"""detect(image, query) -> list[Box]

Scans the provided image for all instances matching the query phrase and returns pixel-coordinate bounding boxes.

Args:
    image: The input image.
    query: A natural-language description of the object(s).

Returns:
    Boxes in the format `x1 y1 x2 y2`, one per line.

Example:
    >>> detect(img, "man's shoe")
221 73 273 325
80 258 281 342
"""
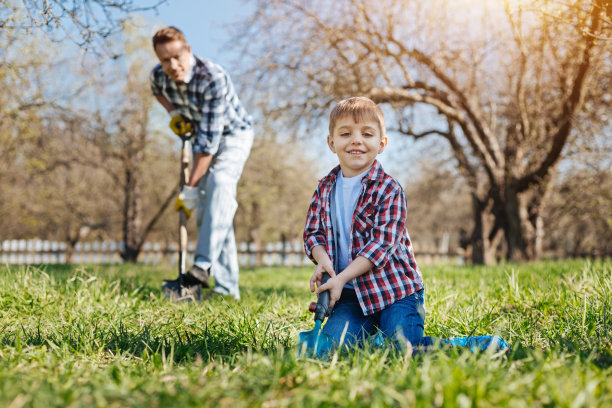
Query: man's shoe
162 278 202 303
184 265 210 288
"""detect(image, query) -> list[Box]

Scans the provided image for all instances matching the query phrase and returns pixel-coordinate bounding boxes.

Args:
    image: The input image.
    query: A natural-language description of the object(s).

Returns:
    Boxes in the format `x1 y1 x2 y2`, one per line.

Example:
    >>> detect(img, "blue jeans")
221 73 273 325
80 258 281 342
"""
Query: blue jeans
321 288 426 349
194 128 253 299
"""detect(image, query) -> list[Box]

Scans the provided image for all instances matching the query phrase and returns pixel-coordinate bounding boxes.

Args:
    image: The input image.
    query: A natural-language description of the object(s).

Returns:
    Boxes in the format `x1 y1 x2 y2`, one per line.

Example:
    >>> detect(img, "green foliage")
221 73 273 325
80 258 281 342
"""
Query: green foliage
0 260 610 407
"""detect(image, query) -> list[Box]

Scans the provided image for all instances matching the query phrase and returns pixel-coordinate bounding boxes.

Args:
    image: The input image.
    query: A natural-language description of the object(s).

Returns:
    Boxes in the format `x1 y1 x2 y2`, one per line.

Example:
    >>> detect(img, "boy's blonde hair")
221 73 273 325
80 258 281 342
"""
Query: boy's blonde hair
152 26 187 50
328 97 385 137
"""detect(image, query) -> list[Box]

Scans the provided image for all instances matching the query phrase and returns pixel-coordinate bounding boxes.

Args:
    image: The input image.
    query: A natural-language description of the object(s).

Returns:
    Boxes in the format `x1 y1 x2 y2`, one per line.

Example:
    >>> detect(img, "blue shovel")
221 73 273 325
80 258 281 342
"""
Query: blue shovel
298 272 335 356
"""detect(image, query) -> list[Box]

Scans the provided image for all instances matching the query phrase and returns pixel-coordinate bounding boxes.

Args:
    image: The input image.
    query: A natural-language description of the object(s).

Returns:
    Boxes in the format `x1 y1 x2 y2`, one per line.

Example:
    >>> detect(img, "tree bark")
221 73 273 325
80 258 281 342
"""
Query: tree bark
471 193 500 265
121 160 143 262
503 186 529 261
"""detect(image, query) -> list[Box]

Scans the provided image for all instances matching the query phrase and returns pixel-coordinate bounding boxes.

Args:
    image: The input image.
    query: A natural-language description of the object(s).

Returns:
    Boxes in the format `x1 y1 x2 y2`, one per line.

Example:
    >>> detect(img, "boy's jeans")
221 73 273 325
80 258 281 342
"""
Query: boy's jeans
194 128 253 299
321 288 426 348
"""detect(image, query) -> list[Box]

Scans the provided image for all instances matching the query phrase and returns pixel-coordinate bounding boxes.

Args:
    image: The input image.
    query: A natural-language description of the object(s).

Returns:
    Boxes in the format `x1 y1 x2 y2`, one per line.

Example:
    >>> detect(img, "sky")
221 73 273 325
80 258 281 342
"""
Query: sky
139 0 255 67
137 0 418 178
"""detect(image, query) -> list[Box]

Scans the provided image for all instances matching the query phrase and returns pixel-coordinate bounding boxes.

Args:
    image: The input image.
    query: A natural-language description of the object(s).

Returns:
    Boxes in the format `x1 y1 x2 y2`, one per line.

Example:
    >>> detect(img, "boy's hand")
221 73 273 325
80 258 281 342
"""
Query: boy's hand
309 260 335 293
316 275 345 309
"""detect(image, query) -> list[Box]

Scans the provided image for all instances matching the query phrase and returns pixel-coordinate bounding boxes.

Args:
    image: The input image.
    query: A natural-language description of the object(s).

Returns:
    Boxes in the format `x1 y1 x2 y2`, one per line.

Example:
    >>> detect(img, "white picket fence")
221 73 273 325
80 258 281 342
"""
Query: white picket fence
1 239 457 267
0 239 312 267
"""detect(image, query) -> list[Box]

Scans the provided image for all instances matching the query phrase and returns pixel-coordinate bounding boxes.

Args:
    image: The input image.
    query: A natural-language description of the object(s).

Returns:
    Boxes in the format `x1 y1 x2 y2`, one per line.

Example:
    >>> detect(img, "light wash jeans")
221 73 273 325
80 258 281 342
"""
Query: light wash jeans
194 128 253 299
321 288 427 349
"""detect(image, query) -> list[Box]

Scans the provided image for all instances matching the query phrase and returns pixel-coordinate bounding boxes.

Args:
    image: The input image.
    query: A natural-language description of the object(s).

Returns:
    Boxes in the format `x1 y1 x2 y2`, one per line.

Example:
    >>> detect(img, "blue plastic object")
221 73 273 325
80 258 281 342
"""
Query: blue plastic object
297 320 335 357
440 335 509 352
298 273 335 357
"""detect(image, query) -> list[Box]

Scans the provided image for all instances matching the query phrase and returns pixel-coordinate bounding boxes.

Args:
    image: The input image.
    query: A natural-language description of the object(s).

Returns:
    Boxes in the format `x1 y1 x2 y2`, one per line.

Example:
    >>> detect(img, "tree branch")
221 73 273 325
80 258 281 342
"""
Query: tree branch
516 0 604 192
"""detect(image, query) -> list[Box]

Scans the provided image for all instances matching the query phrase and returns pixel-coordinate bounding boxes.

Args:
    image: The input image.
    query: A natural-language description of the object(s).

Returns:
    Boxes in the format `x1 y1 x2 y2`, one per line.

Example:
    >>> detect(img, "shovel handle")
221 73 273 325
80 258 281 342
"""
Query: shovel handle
313 272 331 322
177 137 191 285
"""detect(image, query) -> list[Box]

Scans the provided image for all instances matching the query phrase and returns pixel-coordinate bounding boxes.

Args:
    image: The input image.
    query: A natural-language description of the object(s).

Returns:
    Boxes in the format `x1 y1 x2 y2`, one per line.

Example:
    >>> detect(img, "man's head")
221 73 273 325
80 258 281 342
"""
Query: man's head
327 97 388 177
152 26 192 83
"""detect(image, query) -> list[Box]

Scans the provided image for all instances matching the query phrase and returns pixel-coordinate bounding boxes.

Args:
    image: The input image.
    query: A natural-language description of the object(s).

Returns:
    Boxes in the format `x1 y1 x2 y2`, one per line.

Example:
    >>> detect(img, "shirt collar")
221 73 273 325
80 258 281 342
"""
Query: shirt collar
325 160 383 184
183 54 196 83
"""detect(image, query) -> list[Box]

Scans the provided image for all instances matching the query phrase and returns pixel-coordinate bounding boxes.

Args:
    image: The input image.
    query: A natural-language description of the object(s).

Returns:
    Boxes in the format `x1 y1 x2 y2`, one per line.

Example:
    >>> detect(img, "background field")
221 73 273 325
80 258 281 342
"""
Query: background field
1 260 610 407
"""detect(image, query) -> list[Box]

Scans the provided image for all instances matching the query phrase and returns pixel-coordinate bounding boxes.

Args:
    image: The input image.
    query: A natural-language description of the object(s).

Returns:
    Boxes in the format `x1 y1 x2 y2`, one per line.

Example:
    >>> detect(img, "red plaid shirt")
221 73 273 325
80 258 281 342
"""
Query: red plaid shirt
304 160 424 316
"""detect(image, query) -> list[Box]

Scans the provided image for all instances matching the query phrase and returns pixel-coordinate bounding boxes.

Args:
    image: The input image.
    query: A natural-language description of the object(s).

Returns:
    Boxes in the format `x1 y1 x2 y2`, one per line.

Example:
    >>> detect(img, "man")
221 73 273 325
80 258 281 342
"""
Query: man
150 26 253 300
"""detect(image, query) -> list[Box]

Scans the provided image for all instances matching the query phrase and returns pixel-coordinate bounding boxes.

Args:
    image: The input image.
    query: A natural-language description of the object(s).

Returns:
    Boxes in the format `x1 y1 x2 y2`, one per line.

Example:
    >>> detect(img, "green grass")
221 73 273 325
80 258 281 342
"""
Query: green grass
1 260 610 407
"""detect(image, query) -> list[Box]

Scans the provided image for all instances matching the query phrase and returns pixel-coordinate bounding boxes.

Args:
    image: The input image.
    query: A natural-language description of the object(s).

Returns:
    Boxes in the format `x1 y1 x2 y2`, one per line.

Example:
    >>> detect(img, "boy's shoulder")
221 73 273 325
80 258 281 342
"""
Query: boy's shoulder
317 165 342 187
317 161 403 192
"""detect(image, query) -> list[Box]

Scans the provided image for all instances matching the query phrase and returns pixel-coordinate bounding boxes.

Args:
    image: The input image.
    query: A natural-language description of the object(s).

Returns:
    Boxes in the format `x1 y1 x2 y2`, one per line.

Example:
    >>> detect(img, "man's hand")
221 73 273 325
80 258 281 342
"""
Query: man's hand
174 185 199 219
169 111 194 136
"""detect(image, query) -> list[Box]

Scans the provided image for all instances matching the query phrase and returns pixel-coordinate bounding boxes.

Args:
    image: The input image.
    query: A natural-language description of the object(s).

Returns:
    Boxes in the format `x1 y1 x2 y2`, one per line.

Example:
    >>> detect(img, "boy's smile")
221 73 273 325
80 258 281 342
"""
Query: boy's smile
328 115 388 177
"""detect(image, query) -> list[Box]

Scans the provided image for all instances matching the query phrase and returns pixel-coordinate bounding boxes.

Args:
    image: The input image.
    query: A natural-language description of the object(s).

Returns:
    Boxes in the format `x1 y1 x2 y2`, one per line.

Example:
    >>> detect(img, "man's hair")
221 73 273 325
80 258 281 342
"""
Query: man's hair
152 26 187 50
328 97 385 137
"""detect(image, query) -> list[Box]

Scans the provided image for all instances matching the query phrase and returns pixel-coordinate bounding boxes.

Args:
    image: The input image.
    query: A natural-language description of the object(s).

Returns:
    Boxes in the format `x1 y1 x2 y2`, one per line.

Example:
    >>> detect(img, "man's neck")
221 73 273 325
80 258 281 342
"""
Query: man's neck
182 54 196 83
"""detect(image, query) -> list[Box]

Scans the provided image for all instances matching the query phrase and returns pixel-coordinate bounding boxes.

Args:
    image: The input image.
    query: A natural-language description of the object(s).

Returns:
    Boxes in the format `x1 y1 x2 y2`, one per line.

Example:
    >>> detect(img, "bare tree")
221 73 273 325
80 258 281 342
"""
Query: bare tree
402 158 472 257
233 0 612 263
77 25 179 262
1 0 165 52
235 134 318 249
544 133 612 258
0 25 62 240
4 22 180 262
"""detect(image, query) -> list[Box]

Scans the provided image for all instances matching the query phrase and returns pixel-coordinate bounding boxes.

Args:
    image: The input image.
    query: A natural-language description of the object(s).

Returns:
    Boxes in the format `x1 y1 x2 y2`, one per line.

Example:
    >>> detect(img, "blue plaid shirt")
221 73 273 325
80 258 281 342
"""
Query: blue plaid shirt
150 56 252 155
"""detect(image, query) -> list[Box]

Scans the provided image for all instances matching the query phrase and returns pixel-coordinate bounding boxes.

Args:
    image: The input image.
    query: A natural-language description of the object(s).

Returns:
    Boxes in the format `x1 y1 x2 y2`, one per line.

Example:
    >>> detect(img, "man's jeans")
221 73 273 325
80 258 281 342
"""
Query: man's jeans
321 288 426 349
194 128 253 299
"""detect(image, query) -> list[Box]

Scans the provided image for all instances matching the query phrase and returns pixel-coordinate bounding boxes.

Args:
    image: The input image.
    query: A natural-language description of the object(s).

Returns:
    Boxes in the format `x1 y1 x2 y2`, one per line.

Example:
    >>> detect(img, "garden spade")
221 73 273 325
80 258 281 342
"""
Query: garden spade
162 123 201 302
298 272 335 356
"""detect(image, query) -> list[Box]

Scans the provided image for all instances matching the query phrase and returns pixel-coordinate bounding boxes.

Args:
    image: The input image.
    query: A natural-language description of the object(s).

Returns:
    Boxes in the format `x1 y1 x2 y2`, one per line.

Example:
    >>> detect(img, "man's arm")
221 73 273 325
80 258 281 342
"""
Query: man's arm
187 153 212 187
155 94 175 113
154 94 210 187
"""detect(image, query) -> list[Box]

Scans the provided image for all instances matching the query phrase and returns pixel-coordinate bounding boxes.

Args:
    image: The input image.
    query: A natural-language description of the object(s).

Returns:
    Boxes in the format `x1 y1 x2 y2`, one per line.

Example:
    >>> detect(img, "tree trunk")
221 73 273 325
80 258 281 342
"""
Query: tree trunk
526 181 552 260
503 187 529 262
503 181 551 262
470 193 499 265
121 162 143 262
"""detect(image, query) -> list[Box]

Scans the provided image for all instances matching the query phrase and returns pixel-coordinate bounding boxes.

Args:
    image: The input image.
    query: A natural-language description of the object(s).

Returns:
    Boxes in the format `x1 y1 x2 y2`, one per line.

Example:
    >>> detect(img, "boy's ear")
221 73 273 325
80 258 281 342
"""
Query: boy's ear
378 136 388 153
327 135 336 153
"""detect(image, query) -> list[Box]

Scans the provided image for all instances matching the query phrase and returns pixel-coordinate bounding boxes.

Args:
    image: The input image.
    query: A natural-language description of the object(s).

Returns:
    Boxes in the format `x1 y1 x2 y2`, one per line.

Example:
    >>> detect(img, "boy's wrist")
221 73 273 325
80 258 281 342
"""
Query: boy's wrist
336 270 351 285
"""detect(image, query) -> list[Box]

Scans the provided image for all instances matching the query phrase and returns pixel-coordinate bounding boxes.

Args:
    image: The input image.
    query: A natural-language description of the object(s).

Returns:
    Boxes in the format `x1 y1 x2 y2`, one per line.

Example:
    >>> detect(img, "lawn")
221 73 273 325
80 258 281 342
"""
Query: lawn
0 260 610 407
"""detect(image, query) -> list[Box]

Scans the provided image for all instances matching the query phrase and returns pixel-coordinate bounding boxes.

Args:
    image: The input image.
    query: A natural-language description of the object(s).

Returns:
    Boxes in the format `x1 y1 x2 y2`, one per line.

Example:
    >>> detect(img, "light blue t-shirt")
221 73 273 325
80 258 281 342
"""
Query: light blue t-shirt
335 167 370 288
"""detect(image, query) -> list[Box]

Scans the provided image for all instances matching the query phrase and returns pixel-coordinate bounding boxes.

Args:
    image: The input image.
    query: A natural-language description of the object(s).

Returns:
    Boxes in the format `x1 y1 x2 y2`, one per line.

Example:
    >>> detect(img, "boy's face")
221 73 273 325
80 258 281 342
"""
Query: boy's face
155 40 192 83
327 115 387 177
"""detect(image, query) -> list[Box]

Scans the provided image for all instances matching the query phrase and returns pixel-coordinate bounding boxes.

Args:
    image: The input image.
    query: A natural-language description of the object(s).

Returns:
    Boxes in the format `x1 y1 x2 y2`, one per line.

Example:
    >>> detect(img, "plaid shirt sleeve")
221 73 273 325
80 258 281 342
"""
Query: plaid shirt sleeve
192 71 229 156
303 184 328 263
150 65 163 96
356 182 407 269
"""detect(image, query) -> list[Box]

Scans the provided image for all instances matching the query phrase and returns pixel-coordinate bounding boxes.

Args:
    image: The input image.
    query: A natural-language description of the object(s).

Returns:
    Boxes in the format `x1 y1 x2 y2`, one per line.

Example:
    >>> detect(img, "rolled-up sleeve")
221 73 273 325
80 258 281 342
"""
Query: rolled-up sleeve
356 187 406 269
303 187 327 264
150 65 163 96
192 72 228 155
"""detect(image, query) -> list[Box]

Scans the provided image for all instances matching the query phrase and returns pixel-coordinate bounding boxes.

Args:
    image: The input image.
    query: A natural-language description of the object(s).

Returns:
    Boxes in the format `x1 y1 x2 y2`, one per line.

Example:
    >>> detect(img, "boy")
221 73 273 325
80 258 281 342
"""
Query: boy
303 96 425 349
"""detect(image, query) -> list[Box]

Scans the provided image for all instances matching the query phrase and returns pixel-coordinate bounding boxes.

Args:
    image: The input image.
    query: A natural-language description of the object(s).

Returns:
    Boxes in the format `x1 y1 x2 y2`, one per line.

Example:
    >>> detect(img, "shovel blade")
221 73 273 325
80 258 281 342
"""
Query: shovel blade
162 279 202 303
297 320 334 357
